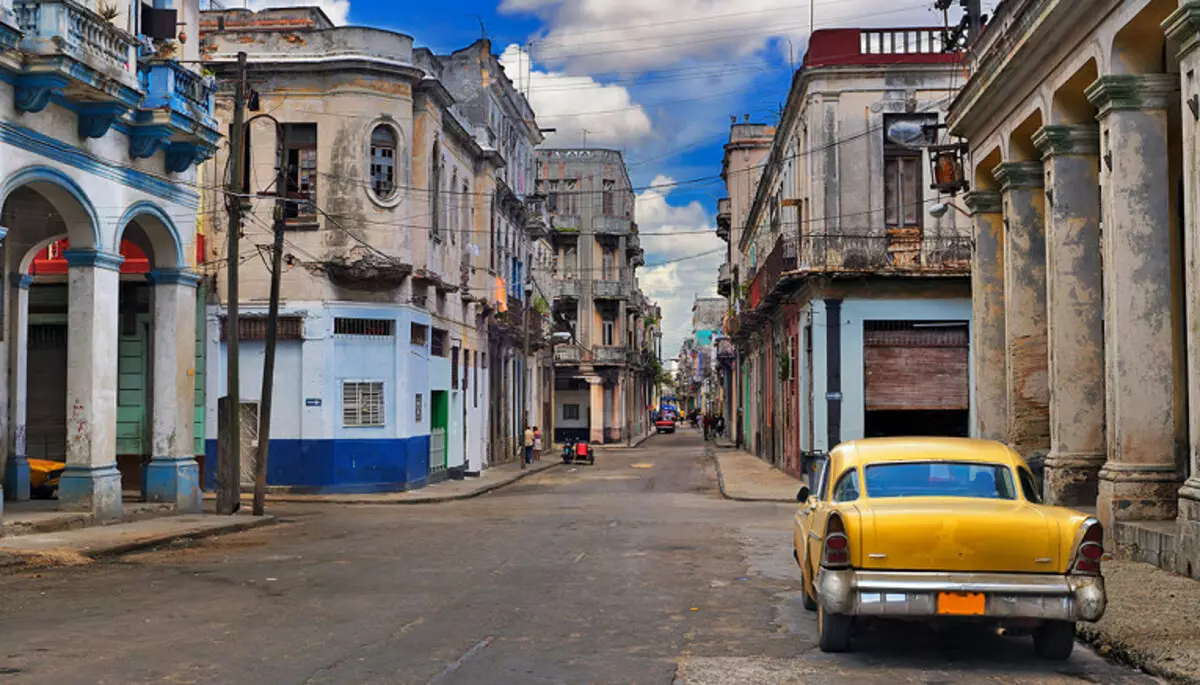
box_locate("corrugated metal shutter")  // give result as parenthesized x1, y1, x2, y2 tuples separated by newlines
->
(864, 322, 969, 411)
(27, 324, 67, 459)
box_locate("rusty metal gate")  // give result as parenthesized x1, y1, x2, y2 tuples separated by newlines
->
(864, 321, 969, 411)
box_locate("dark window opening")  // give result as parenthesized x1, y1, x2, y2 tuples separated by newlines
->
(410, 323, 428, 346)
(334, 318, 395, 336)
(370, 125, 397, 198)
(431, 328, 448, 357)
(284, 123, 318, 225)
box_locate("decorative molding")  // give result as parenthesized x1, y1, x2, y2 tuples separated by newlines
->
(0, 165, 101, 246)
(991, 161, 1044, 191)
(146, 268, 201, 287)
(129, 125, 171, 159)
(116, 200, 185, 267)
(14, 74, 67, 113)
(1032, 125, 1100, 158)
(0, 120, 199, 208)
(963, 190, 1003, 215)
(76, 102, 130, 140)
(1165, 3, 1200, 60)
(164, 141, 204, 174)
(1085, 74, 1179, 117)
(62, 248, 124, 271)
(9, 273, 32, 289)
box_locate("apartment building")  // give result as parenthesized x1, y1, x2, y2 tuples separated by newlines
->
(538, 148, 660, 444)
(720, 27, 971, 479)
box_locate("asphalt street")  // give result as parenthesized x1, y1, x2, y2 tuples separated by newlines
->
(0, 429, 1159, 684)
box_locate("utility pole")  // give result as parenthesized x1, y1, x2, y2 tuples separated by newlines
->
(218, 51, 248, 516)
(253, 123, 289, 517)
(521, 288, 530, 470)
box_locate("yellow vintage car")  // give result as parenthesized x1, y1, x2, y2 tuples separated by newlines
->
(29, 458, 66, 499)
(794, 437, 1105, 658)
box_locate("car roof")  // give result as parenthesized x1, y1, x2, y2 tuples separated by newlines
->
(834, 437, 1022, 469)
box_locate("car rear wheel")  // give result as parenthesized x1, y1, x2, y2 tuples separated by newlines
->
(817, 604, 852, 652)
(1033, 620, 1076, 660)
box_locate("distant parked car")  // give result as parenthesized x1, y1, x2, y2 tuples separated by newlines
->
(794, 437, 1106, 658)
(655, 416, 676, 434)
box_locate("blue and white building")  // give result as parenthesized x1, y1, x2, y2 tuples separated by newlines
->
(0, 0, 218, 525)
(199, 9, 546, 493)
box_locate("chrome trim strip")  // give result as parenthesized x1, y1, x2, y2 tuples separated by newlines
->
(852, 571, 1073, 595)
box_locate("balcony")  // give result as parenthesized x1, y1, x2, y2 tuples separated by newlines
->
(717, 262, 732, 297)
(593, 346, 627, 365)
(716, 198, 731, 242)
(593, 279, 628, 300)
(552, 214, 581, 233)
(594, 215, 633, 237)
(553, 279, 581, 300)
(135, 59, 220, 172)
(554, 346, 582, 364)
(631, 249, 644, 267)
(748, 235, 796, 309)
(626, 232, 640, 254)
(796, 233, 972, 276)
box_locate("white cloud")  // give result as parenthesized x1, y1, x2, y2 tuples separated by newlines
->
(499, 0, 980, 74)
(499, 44, 652, 148)
(634, 176, 724, 356)
(244, 0, 351, 25)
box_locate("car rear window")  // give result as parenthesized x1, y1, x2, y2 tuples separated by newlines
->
(863, 462, 1018, 500)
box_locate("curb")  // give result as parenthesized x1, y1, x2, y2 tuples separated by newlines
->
(1077, 624, 1200, 685)
(85, 515, 278, 559)
(705, 444, 797, 504)
(231, 462, 563, 505)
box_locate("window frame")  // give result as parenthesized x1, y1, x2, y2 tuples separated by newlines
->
(832, 469, 860, 503)
(342, 380, 385, 428)
(284, 123, 319, 227)
(564, 403, 581, 421)
(367, 122, 401, 204)
(1018, 467, 1042, 504)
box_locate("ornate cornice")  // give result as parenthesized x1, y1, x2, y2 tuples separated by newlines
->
(1164, 3, 1200, 60)
(1085, 74, 1179, 117)
(1032, 125, 1100, 159)
(992, 161, 1045, 191)
(963, 190, 1003, 215)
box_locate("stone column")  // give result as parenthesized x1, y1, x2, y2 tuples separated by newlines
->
(964, 190, 1006, 442)
(1167, 2, 1200, 578)
(58, 249, 123, 522)
(1086, 74, 1183, 526)
(992, 161, 1050, 462)
(3, 270, 30, 503)
(1032, 125, 1106, 506)
(588, 376, 604, 444)
(144, 269, 201, 513)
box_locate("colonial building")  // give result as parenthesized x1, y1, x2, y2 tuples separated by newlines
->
(0, 0, 217, 523)
(199, 8, 547, 492)
(721, 27, 972, 479)
(947, 0, 1200, 579)
(539, 148, 659, 444)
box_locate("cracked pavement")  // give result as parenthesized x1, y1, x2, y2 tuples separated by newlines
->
(0, 429, 1160, 684)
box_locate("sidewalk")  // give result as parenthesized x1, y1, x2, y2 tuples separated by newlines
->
(1078, 559, 1200, 684)
(707, 443, 802, 503)
(207, 459, 560, 505)
(0, 513, 274, 568)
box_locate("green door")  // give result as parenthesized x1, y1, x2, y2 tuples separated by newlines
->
(116, 314, 149, 456)
(430, 390, 449, 474)
(194, 284, 206, 456)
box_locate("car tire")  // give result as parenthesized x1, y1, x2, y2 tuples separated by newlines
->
(817, 604, 852, 652)
(1033, 620, 1076, 660)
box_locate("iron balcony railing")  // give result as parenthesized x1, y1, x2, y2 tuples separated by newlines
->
(795, 233, 972, 275)
(748, 235, 797, 309)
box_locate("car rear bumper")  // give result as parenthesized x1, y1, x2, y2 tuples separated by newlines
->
(816, 569, 1106, 622)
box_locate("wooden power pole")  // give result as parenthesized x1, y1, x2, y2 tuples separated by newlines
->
(218, 51, 248, 516)
(253, 123, 289, 516)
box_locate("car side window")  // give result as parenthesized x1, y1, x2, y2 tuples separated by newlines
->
(1018, 468, 1042, 504)
(817, 458, 832, 501)
(832, 469, 860, 503)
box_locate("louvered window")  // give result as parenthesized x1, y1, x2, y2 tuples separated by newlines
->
(342, 381, 385, 427)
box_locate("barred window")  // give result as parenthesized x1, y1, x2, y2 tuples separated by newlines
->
(221, 316, 304, 341)
(431, 328, 448, 357)
(564, 404, 581, 420)
(451, 347, 460, 390)
(342, 381, 385, 427)
(411, 323, 428, 346)
(334, 318, 394, 336)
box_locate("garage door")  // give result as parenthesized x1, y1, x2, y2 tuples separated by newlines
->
(864, 322, 969, 411)
(27, 324, 68, 460)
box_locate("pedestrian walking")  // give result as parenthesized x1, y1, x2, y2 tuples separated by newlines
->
(523, 425, 535, 465)
(716, 415, 726, 438)
(533, 426, 543, 462)
(703, 414, 712, 440)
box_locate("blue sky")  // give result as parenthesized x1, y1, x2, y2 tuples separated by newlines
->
(240, 0, 985, 355)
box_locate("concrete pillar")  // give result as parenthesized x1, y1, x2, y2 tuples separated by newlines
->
(1086, 74, 1184, 526)
(588, 376, 603, 444)
(58, 249, 123, 522)
(992, 161, 1050, 462)
(1033, 125, 1106, 506)
(1167, 2, 1200, 577)
(964, 190, 1006, 442)
(144, 270, 201, 513)
(2, 270, 29, 503)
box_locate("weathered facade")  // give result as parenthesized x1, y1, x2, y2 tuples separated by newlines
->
(721, 28, 972, 480)
(0, 0, 217, 524)
(948, 0, 1200, 579)
(199, 9, 547, 491)
(539, 148, 660, 444)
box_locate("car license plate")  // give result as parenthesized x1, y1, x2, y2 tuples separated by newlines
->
(937, 592, 986, 616)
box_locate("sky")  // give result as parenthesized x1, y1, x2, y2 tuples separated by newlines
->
(232, 0, 992, 357)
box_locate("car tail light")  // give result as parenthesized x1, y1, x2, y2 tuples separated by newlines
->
(1071, 519, 1104, 575)
(822, 515, 851, 569)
